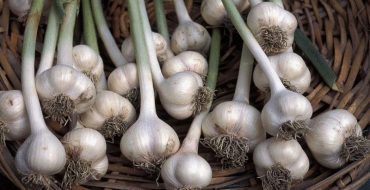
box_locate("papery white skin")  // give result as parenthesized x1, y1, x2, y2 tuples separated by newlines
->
(90, 155, 109, 180)
(8, 0, 31, 18)
(201, 0, 250, 26)
(36, 64, 96, 114)
(121, 32, 174, 63)
(0, 90, 30, 141)
(107, 63, 138, 96)
(159, 71, 204, 120)
(72, 45, 104, 84)
(305, 109, 363, 169)
(62, 128, 106, 163)
(162, 51, 208, 78)
(79, 90, 137, 130)
(247, 2, 297, 54)
(253, 52, 311, 93)
(15, 138, 32, 175)
(261, 89, 313, 137)
(253, 138, 309, 180)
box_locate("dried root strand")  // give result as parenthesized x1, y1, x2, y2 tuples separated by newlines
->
(201, 134, 249, 168)
(260, 163, 293, 190)
(43, 94, 75, 127)
(0, 120, 8, 147)
(22, 173, 53, 190)
(281, 78, 299, 93)
(100, 116, 128, 140)
(257, 25, 288, 55)
(133, 156, 165, 177)
(278, 120, 309, 140)
(124, 88, 139, 104)
(341, 135, 370, 162)
(178, 185, 201, 190)
(62, 146, 96, 189)
(192, 87, 214, 115)
(83, 71, 99, 85)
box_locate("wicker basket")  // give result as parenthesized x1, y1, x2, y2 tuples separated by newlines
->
(0, 0, 369, 189)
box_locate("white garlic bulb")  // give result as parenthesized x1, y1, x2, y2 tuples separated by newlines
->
(162, 51, 208, 78)
(120, 116, 180, 174)
(15, 138, 32, 175)
(261, 89, 313, 139)
(36, 64, 96, 125)
(253, 52, 311, 93)
(8, 0, 32, 18)
(90, 155, 109, 180)
(201, 0, 250, 26)
(72, 45, 104, 85)
(79, 90, 137, 139)
(247, 2, 297, 55)
(0, 90, 30, 143)
(305, 109, 369, 169)
(253, 138, 309, 190)
(61, 127, 107, 188)
(121, 32, 174, 63)
(107, 63, 138, 98)
(172, 0, 211, 55)
(159, 71, 207, 120)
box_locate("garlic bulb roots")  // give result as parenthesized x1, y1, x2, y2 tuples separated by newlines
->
(305, 109, 369, 169)
(162, 51, 208, 78)
(36, 64, 96, 126)
(79, 90, 137, 139)
(253, 138, 309, 190)
(247, 2, 297, 55)
(61, 128, 107, 188)
(107, 63, 139, 102)
(0, 90, 30, 145)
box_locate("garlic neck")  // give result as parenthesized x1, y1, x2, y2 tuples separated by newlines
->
(250, 0, 262, 7)
(179, 112, 208, 153)
(57, 0, 78, 67)
(174, 0, 192, 24)
(233, 45, 253, 104)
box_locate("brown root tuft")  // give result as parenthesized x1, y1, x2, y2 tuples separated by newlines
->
(22, 173, 53, 189)
(260, 163, 292, 190)
(42, 94, 75, 127)
(124, 88, 139, 103)
(100, 116, 128, 140)
(178, 185, 201, 190)
(281, 78, 299, 93)
(192, 87, 214, 115)
(341, 135, 370, 162)
(0, 120, 8, 147)
(62, 146, 96, 189)
(257, 25, 288, 55)
(278, 120, 309, 140)
(133, 156, 165, 178)
(200, 134, 249, 168)
(83, 71, 99, 85)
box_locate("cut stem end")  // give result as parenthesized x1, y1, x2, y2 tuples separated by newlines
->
(260, 163, 292, 190)
(278, 120, 309, 140)
(100, 116, 128, 140)
(201, 134, 249, 168)
(124, 88, 139, 104)
(257, 25, 288, 55)
(42, 94, 75, 126)
(341, 135, 370, 162)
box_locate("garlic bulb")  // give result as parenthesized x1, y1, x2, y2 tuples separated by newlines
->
(36, 64, 96, 125)
(201, 0, 250, 26)
(172, 0, 211, 55)
(202, 45, 265, 167)
(0, 90, 30, 144)
(90, 155, 109, 180)
(8, 0, 32, 18)
(253, 52, 311, 93)
(72, 45, 104, 85)
(122, 32, 174, 63)
(253, 138, 309, 190)
(107, 63, 139, 99)
(61, 127, 107, 188)
(305, 109, 369, 169)
(162, 51, 208, 78)
(247, 2, 297, 55)
(79, 90, 137, 139)
(261, 89, 312, 139)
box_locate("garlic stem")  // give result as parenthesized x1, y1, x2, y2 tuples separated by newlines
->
(206, 28, 221, 91)
(129, 0, 156, 116)
(154, 0, 170, 43)
(173, 0, 192, 24)
(233, 45, 253, 104)
(249, 0, 262, 6)
(270, 0, 284, 8)
(221, 0, 285, 95)
(21, 0, 47, 134)
(91, 0, 127, 67)
(57, 0, 78, 67)
(36, 4, 59, 75)
(82, 0, 99, 52)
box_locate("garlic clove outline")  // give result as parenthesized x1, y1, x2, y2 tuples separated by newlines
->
(162, 51, 208, 78)
(90, 155, 109, 180)
(107, 63, 139, 99)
